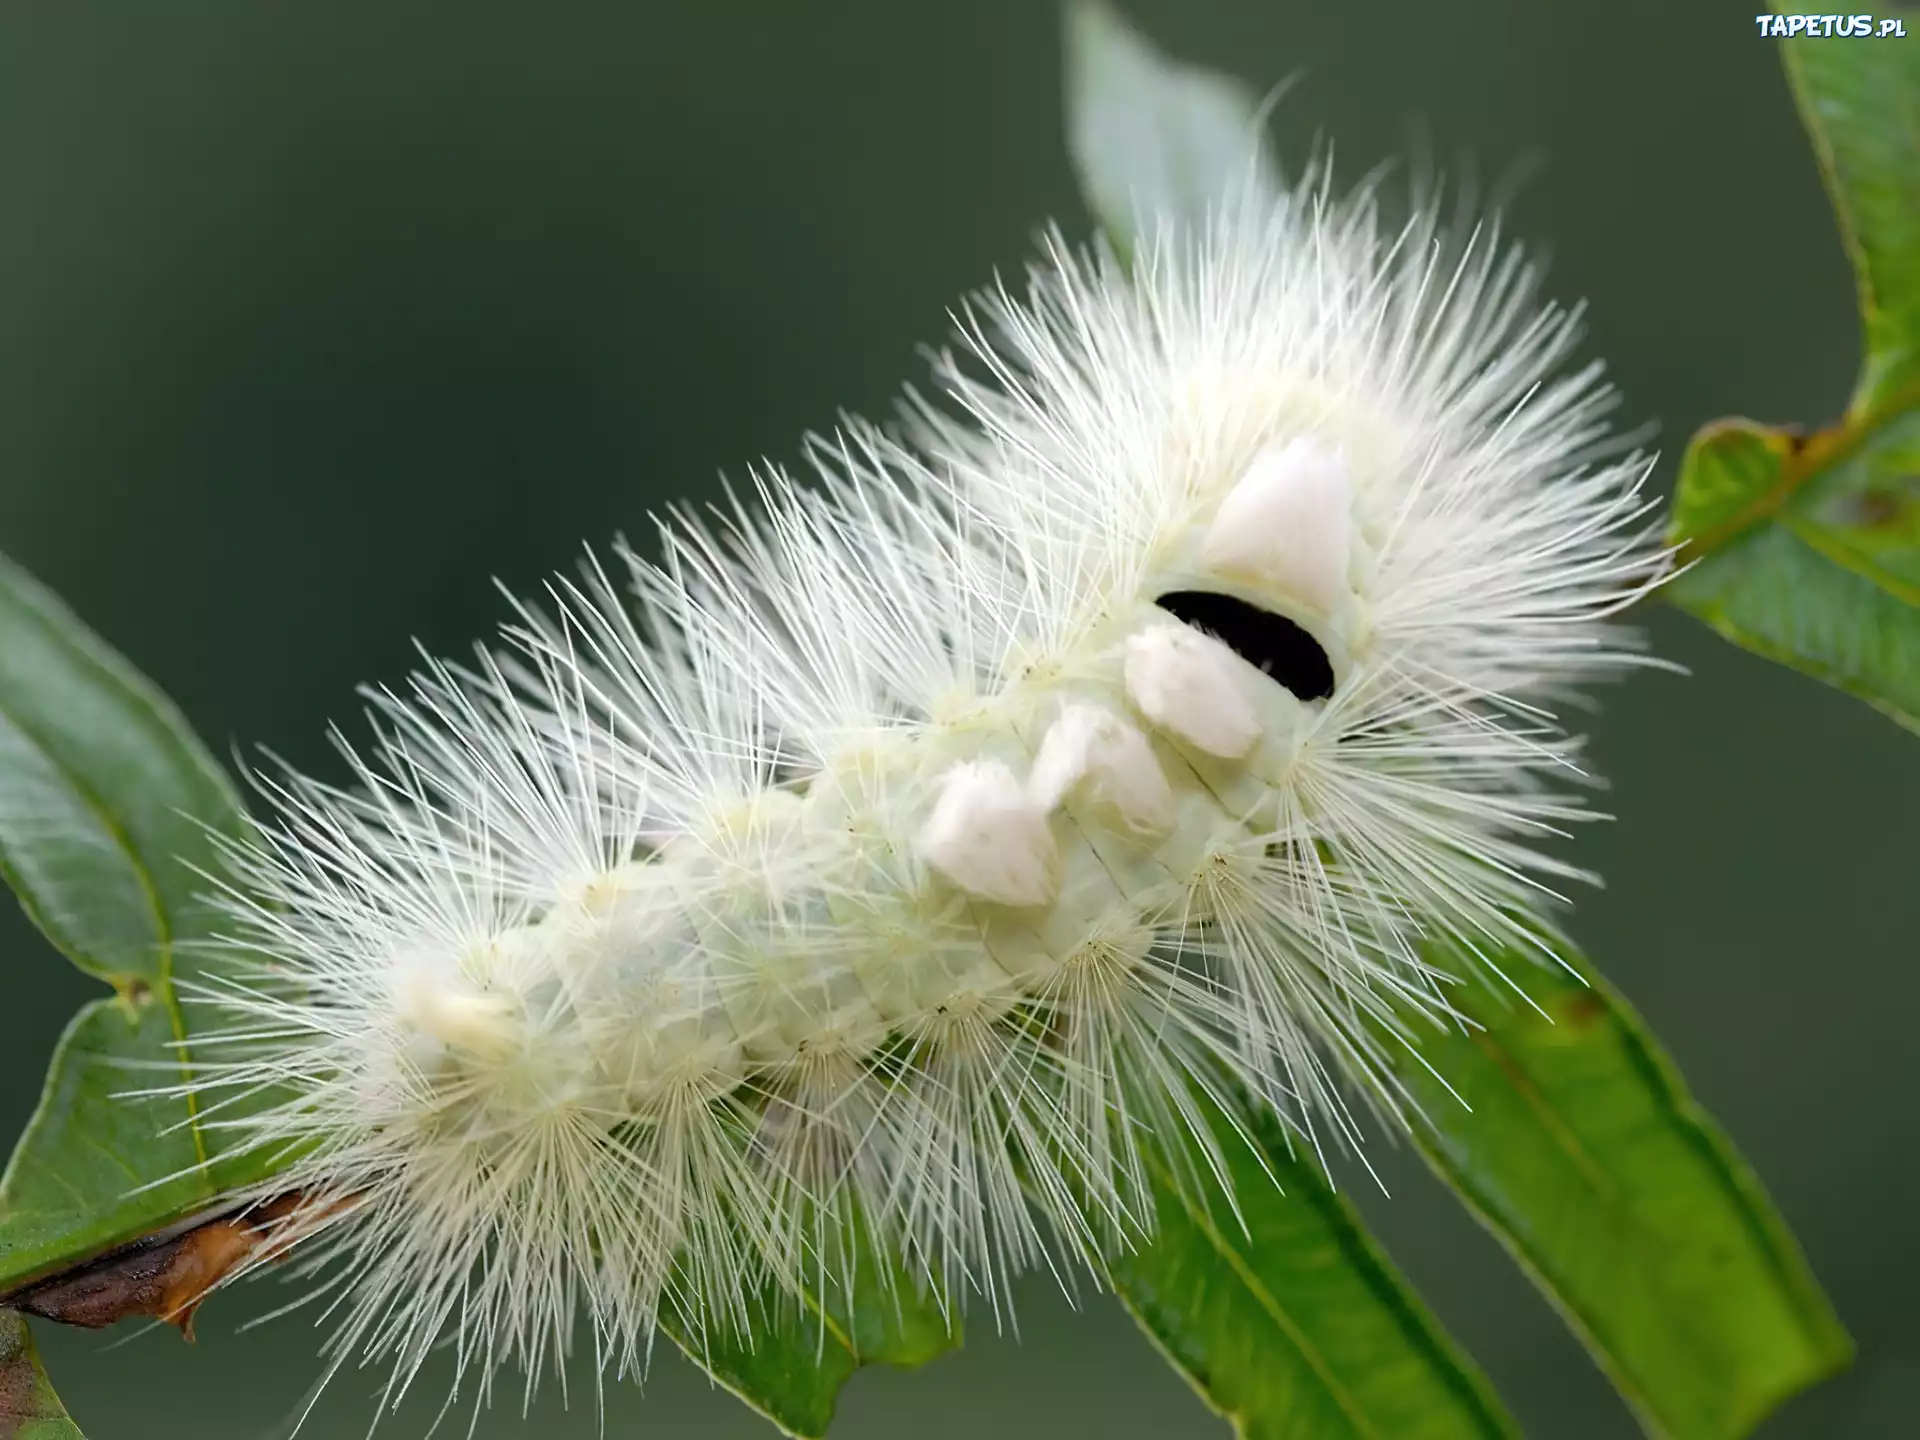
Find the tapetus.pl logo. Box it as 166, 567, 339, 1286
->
1756, 13, 1909, 35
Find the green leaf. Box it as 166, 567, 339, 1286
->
0, 552, 278, 1296
670, 1303, 856, 1440
0, 1311, 85, 1440
0, 1000, 227, 1295
1063, 0, 1277, 251
1667, 24, 1920, 726
1669, 407, 1920, 731
1401, 940, 1853, 1439
664, 1215, 959, 1438
1107, 1082, 1520, 1440
1783, 19, 1920, 418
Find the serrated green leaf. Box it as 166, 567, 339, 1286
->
1401, 941, 1852, 1439
1667, 21, 1920, 726
1107, 1081, 1520, 1440
1063, 0, 1277, 252
0, 1311, 85, 1440
0, 552, 280, 1296
663, 1214, 959, 1439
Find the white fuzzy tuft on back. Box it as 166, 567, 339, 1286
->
179, 156, 1673, 1421
1028, 702, 1175, 835
1123, 622, 1264, 759
919, 759, 1060, 906
1203, 436, 1354, 612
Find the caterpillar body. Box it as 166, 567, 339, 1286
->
189, 165, 1669, 1418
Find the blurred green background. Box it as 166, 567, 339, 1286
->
1, 2, 1915, 1436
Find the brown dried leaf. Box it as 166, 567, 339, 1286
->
1, 1194, 311, 1343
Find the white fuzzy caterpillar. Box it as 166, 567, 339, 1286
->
186, 160, 1670, 1420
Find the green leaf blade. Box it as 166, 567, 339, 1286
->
664, 1214, 960, 1439
671, 1310, 857, 1440
1669, 22, 1920, 723
0, 998, 221, 1291
0, 1311, 85, 1440
1669, 411, 1920, 731
1108, 1085, 1520, 1440
0, 553, 280, 1295
1064, 0, 1277, 252
1403, 944, 1852, 1439
0, 553, 244, 986
1780, 18, 1920, 417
